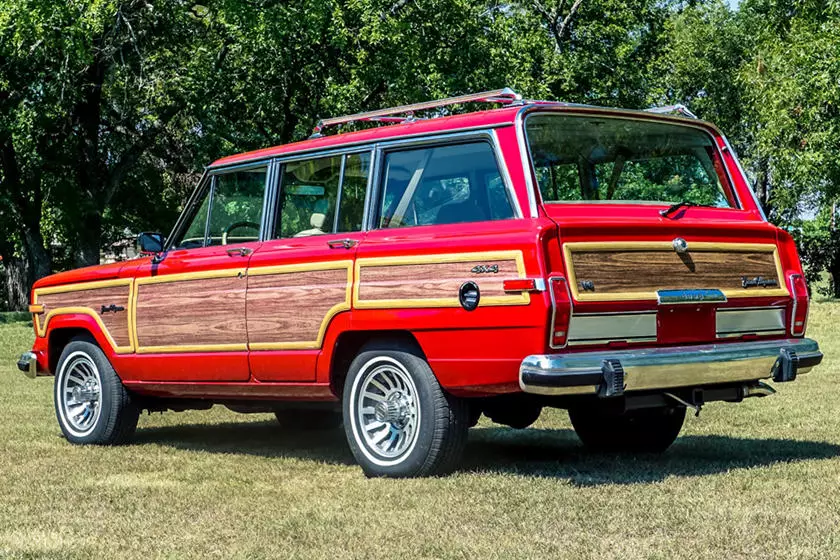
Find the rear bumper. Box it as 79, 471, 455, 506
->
519, 338, 822, 397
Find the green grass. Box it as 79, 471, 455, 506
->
1, 309, 840, 559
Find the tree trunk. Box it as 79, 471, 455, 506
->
73, 211, 102, 268
831, 252, 840, 299
1, 256, 30, 311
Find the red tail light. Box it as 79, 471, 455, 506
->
789, 273, 809, 336
549, 277, 572, 348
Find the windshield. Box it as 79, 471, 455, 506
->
525, 113, 737, 208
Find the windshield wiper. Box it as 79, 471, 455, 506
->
659, 200, 697, 218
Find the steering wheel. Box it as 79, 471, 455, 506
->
221, 221, 260, 245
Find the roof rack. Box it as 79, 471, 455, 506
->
310, 87, 523, 138
644, 104, 698, 119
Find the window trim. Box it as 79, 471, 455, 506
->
268, 149, 374, 240
369, 132, 521, 231
520, 110, 743, 210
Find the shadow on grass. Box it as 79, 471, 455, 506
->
462, 427, 840, 485
133, 421, 840, 484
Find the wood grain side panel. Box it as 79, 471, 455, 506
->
358, 259, 518, 302
570, 250, 779, 294
247, 268, 348, 345
135, 277, 246, 348
38, 286, 131, 346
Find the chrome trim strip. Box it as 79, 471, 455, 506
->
492, 129, 524, 219
567, 312, 657, 346
658, 289, 727, 305
716, 307, 785, 337
520, 338, 821, 396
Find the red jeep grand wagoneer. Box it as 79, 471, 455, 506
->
18, 88, 822, 477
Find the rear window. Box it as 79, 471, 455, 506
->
525, 114, 737, 208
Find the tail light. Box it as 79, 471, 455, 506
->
549, 277, 572, 348
789, 273, 809, 336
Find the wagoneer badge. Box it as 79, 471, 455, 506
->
741, 276, 779, 288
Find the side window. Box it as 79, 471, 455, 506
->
274, 151, 371, 238
377, 141, 514, 229
276, 155, 341, 239
174, 167, 267, 249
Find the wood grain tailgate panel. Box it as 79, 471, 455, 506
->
570, 250, 779, 294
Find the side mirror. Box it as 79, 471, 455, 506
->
137, 232, 165, 254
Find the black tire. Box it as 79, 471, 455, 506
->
274, 409, 342, 430
569, 406, 685, 453
54, 336, 139, 445
343, 340, 469, 478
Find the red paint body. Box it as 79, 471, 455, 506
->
28, 103, 809, 403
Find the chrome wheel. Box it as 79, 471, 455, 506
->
58, 351, 102, 437
351, 357, 421, 465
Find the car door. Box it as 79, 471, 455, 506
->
246, 149, 371, 382
130, 162, 271, 382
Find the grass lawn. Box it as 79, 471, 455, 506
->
1, 307, 839, 559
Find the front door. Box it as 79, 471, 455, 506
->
131, 163, 270, 381
247, 150, 371, 382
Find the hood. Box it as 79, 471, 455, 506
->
32, 258, 146, 291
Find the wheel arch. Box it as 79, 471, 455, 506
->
327, 330, 426, 397
44, 315, 114, 374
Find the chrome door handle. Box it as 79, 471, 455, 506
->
226, 247, 253, 257
327, 238, 358, 249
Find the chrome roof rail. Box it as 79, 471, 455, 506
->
310, 87, 522, 138
644, 104, 698, 119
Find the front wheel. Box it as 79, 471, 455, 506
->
54, 336, 139, 445
569, 406, 685, 453
343, 341, 469, 478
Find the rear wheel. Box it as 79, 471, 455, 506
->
54, 337, 139, 445
343, 340, 469, 478
569, 406, 685, 453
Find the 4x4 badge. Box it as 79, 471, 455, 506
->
471, 264, 499, 274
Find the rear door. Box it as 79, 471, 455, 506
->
246, 149, 371, 382
130, 163, 269, 381
353, 132, 549, 389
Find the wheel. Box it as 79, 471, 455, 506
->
274, 409, 342, 430
569, 406, 685, 453
343, 340, 469, 478
54, 336, 139, 445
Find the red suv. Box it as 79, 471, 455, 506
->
18, 88, 822, 477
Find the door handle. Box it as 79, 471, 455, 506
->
327, 238, 358, 250
226, 247, 253, 257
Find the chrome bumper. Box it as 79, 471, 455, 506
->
16, 352, 38, 379
519, 338, 822, 397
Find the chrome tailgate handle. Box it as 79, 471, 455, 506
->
226, 247, 253, 257
328, 238, 358, 249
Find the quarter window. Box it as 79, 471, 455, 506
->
377, 141, 515, 229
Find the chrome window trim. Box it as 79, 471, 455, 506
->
516, 106, 744, 212
333, 154, 348, 233
368, 130, 522, 229
515, 107, 540, 218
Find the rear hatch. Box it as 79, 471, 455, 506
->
545, 205, 794, 349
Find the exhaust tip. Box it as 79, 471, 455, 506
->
742, 381, 776, 399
